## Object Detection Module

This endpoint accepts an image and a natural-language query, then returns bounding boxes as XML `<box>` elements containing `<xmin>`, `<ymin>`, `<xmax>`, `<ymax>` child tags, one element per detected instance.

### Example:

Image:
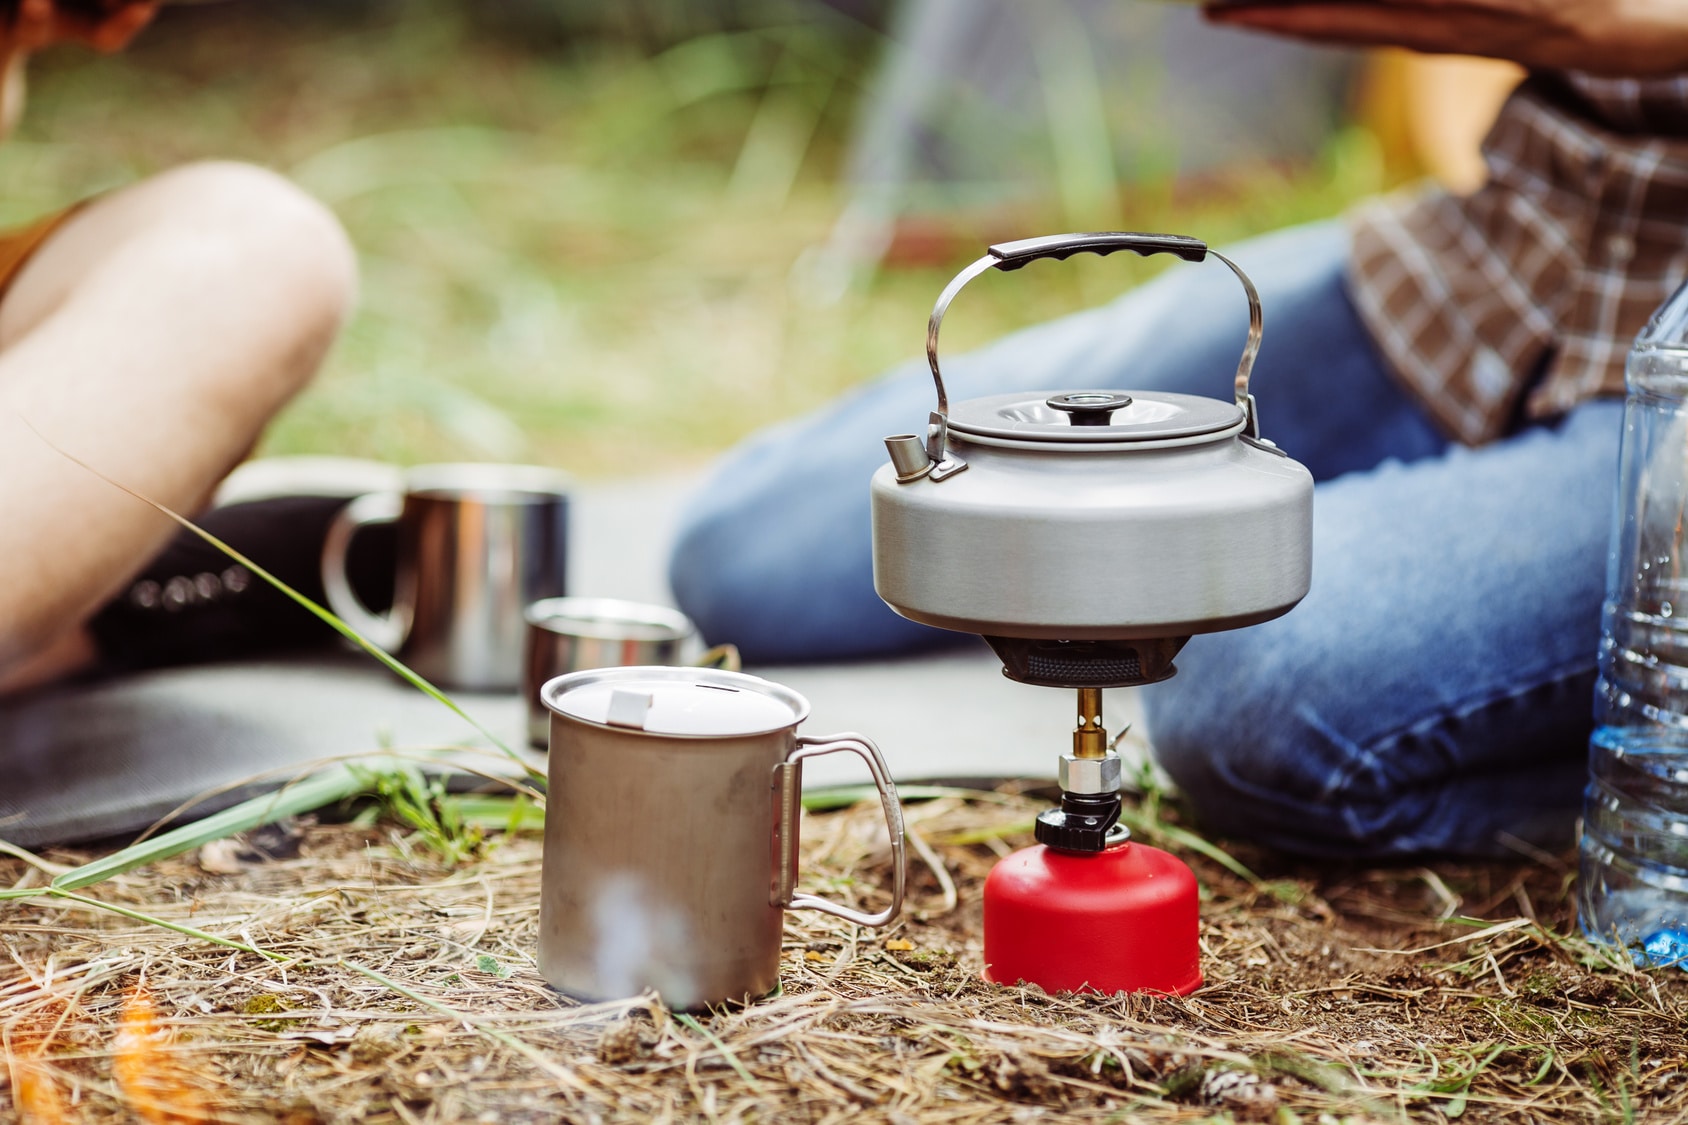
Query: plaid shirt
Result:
<box><xmin>1348</xmin><ymin>73</ymin><xmax>1688</xmax><ymax>445</ymax></box>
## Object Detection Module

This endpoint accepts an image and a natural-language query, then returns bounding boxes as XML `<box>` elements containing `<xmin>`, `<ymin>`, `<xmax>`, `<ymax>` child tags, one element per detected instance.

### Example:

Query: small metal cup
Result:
<box><xmin>320</xmin><ymin>463</ymin><xmax>571</xmax><ymax>691</ymax></box>
<box><xmin>539</xmin><ymin>666</ymin><xmax>906</xmax><ymax>1009</ymax></box>
<box><xmin>522</xmin><ymin>597</ymin><xmax>695</xmax><ymax>748</ymax></box>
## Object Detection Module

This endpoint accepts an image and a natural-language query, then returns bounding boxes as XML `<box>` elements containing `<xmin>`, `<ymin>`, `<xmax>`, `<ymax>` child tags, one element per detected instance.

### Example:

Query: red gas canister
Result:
<box><xmin>982</xmin><ymin>838</ymin><xmax>1202</xmax><ymax>996</ymax></box>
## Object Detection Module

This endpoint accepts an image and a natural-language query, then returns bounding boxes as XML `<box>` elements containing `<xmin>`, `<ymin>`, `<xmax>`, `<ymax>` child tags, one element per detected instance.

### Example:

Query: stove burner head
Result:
<box><xmin>984</xmin><ymin>635</ymin><xmax>1189</xmax><ymax>689</ymax></box>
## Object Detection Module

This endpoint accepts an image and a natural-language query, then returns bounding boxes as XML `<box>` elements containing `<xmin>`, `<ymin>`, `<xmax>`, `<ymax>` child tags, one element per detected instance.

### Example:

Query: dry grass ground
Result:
<box><xmin>3</xmin><ymin>788</ymin><xmax>1683</xmax><ymax>1124</ymax></box>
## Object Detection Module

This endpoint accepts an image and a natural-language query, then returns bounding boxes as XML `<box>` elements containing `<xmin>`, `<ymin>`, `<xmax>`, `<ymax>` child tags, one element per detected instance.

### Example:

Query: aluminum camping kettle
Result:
<box><xmin>870</xmin><ymin>232</ymin><xmax>1314</xmax><ymax>689</ymax></box>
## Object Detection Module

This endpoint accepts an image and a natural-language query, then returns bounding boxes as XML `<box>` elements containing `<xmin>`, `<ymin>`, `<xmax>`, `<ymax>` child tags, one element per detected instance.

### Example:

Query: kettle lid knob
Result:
<box><xmin>1046</xmin><ymin>392</ymin><xmax>1133</xmax><ymax>427</ymax></box>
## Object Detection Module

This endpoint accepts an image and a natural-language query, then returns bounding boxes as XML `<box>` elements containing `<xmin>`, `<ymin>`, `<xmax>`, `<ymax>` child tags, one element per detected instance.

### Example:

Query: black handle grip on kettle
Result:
<box><xmin>988</xmin><ymin>232</ymin><xmax>1208</xmax><ymax>271</ymax></box>
<box><xmin>922</xmin><ymin>229</ymin><xmax>1258</xmax><ymax>472</ymax></box>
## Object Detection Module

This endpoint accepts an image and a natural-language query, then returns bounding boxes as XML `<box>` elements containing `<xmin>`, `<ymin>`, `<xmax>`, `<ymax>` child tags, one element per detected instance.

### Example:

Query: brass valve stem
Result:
<box><xmin>1073</xmin><ymin>686</ymin><xmax>1106</xmax><ymax>759</ymax></box>
<box><xmin>1039</xmin><ymin>687</ymin><xmax>1122</xmax><ymax>852</ymax></box>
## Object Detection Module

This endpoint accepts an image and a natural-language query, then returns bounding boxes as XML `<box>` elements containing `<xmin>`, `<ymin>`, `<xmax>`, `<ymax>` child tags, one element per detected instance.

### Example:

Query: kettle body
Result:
<box><xmin>869</xmin><ymin>232</ymin><xmax>1314</xmax><ymax>676</ymax></box>
<box><xmin>871</xmin><ymin>420</ymin><xmax>1311</xmax><ymax>640</ymax></box>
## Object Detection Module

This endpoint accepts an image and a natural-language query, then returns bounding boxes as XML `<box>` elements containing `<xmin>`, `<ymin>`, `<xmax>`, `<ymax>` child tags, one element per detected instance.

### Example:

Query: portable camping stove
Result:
<box><xmin>981</xmin><ymin>682</ymin><xmax>1202</xmax><ymax>996</ymax></box>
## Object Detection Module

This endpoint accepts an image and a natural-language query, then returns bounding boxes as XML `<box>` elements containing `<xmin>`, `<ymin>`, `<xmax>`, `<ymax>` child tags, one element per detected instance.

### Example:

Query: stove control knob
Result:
<box><xmin>1035</xmin><ymin>791</ymin><xmax>1125</xmax><ymax>853</ymax></box>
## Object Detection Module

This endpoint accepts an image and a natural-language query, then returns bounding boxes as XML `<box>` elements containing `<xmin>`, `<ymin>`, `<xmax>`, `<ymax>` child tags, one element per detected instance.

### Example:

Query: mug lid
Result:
<box><xmin>542</xmin><ymin>666</ymin><xmax>809</xmax><ymax>737</ymax></box>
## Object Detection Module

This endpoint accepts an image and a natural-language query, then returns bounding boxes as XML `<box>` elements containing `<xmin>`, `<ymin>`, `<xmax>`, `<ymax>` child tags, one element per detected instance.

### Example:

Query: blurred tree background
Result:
<box><xmin>2</xmin><ymin>0</ymin><xmax>1393</xmax><ymax>474</ymax></box>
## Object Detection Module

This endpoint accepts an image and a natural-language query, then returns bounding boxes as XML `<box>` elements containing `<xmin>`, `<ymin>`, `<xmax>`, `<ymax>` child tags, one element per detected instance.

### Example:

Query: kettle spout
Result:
<box><xmin>884</xmin><ymin>434</ymin><xmax>933</xmax><ymax>484</ymax></box>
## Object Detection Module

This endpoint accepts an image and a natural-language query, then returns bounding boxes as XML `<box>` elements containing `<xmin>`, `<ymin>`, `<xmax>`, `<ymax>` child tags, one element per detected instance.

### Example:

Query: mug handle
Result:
<box><xmin>320</xmin><ymin>492</ymin><xmax>409</xmax><ymax>653</ymax></box>
<box><xmin>771</xmin><ymin>732</ymin><xmax>907</xmax><ymax>926</ymax></box>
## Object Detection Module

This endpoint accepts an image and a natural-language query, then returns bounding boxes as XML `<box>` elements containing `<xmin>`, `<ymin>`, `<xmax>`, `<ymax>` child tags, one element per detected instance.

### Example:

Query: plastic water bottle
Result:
<box><xmin>1579</xmin><ymin>285</ymin><xmax>1688</xmax><ymax>966</ymax></box>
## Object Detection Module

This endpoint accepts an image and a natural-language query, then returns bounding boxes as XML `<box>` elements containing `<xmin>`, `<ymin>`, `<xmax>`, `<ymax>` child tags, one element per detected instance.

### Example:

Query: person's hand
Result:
<box><xmin>1204</xmin><ymin>0</ymin><xmax>1688</xmax><ymax>77</ymax></box>
<box><xmin>1</xmin><ymin>0</ymin><xmax>159</xmax><ymax>60</ymax></box>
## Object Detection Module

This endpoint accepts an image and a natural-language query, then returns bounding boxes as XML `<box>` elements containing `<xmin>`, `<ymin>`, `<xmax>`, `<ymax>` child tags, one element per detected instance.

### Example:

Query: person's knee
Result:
<box><xmin>668</xmin><ymin>501</ymin><xmax>781</xmax><ymax>657</ymax></box>
<box><xmin>13</xmin><ymin>161</ymin><xmax>359</xmax><ymax>420</ymax></box>
<box><xmin>1143</xmin><ymin>620</ymin><xmax>1406</xmax><ymax>858</ymax></box>
<box><xmin>1144</xmin><ymin>614</ymin><xmax>1589</xmax><ymax>858</ymax></box>
<box><xmin>149</xmin><ymin>162</ymin><xmax>357</xmax><ymax>391</ymax></box>
<box><xmin>668</xmin><ymin>480</ymin><xmax>877</xmax><ymax>662</ymax></box>
<box><xmin>152</xmin><ymin>161</ymin><xmax>354</xmax><ymax>277</ymax></box>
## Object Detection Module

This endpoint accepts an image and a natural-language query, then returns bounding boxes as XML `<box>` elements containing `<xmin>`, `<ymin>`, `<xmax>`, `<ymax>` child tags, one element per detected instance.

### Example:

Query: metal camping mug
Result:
<box><xmin>522</xmin><ymin>597</ymin><xmax>696</xmax><ymax>748</ymax></box>
<box><xmin>539</xmin><ymin>666</ymin><xmax>906</xmax><ymax>1008</ymax></box>
<box><xmin>321</xmin><ymin>463</ymin><xmax>571</xmax><ymax>691</ymax></box>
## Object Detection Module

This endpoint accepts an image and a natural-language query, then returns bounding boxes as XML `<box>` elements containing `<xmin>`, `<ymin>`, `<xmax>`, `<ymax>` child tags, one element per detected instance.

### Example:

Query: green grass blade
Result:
<box><xmin>445</xmin><ymin>793</ymin><xmax>542</xmax><ymax>832</ymax></box>
<box><xmin>351</xmin><ymin>763</ymin><xmax>488</xmax><ymax>864</ymax></box>
<box><xmin>940</xmin><ymin>820</ymin><xmax>1039</xmax><ymax>846</ymax></box>
<box><xmin>675</xmin><ymin>1011</ymin><xmax>765</xmax><ymax>1092</ymax></box>
<box><xmin>442</xmin><ymin>784</ymin><xmax>1006</xmax><ymax>825</ymax></box>
<box><xmin>48</xmin><ymin>888</ymin><xmax>284</xmax><ymax>960</ymax></box>
<box><xmin>798</xmin><ymin>784</ymin><xmax>1002</xmax><ymax>812</ymax></box>
<box><xmin>0</xmin><ymin>887</ymin><xmax>47</xmax><ymax>901</ymax></box>
<box><xmin>50</xmin><ymin>766</ymin><xmax>372</xmax><ymax>891</ymax></box>
<box><xmin>1118</xmin><ymin>806</ymin><xmax>1266</xmax><ymax>889</ymax></box>
<box><xmin>0</xmin><ymin>838</ymin><xmax>70</xmax><ymax>875</ymax></box>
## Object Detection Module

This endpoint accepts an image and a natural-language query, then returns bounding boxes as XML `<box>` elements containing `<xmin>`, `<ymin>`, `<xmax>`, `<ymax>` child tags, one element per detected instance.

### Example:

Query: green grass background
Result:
<box><xmin>1</xmin><ymin>0</ymin><xmax>1394</xmax><ymax>475</ymax></box>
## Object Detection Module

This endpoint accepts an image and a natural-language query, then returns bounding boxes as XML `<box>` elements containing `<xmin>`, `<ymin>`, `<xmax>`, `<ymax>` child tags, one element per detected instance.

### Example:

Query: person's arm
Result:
<box><xmin>0</xmin><ymin>0</ymin><xmax>158</xmax><ymax>135</ymax></box>
<box><xmin>1205</xmin><ymin>0</ymin><xmax>1688</xmax><ymax>76</ymax></box>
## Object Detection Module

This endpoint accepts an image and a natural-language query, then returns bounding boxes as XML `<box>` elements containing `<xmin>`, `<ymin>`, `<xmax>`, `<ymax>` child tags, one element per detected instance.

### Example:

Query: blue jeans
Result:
<box><xmin>669</xmin><ymin>221</ymin><xmax>1620</xmax><ymax>857</ymax></box>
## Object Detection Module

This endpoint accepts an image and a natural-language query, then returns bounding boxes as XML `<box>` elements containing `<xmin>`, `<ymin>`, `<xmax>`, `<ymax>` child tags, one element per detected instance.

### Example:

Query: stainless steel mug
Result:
<box><xmin>539</xmin><ymin>666</ymin><xmax>906</xmax><ymax>1008</ymax></box>
<box><xmin>522</xmin><ymin>597</ymin><xmax>695</xmax><ymax>748</ymax></box>
<box><xmin>321</xmin><ymin>463</ymin><xmax>571</xmax><ymax>691</ymax></box>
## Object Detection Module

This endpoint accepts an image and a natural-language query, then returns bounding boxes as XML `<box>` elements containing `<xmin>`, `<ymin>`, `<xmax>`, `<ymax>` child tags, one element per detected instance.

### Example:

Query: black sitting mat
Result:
<box><xmin>0</xmin><ymin>643</ymin><xmax>1118</xmax><ymax>850</ymax></box>
<box><xmin>0</xmin><ymin>654</ymin><xmax>533</xmax><ymax>849</ymax></box>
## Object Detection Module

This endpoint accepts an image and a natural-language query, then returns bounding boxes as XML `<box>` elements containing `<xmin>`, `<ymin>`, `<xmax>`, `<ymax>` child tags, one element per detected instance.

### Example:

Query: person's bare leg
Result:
<box><xmin>0</xmin><ymin>160</ymin><xmax>357</xmax><ymax>691</ymax></box>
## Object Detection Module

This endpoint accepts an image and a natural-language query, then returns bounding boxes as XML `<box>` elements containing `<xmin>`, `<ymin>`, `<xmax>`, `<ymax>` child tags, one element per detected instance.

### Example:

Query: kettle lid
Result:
<box><xmin>947</xmin><ymin>390</ymin><xmax>1244</xmax><ymax>447</ymax></box>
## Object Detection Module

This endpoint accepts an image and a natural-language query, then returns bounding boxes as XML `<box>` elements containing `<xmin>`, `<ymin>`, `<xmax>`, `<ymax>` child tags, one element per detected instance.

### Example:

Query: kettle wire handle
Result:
<box><xmin>924</xmin><ymin>232</ymin><xmax>1266</xmax><ymax>463</ymax></box>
